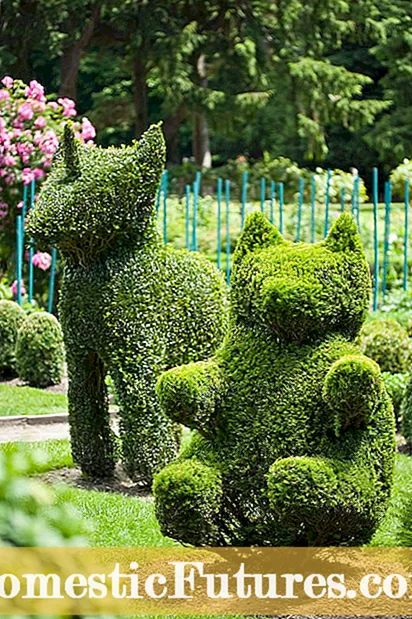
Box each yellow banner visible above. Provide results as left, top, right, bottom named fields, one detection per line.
left=0, top=547, right=411, bottom=615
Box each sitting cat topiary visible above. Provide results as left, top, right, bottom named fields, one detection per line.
left=26, top=124, right=227, bottom=483
left=153, top=212, right=395, bottom=546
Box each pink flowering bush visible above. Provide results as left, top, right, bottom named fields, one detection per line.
left=0, top=75, right=95, bottom=271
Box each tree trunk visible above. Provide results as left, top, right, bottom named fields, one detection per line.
left=59, top=4, right=101, bottom=100
left=133, top=51, right=148, bottom=138
left=192, top=54, right=212, bottom=168
left=163, top=105, right=186, bottom=163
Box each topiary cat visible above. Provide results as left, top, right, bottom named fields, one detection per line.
left=26, top=124, right=227, bottom=483
left=153, top=212, right=395, bottom=546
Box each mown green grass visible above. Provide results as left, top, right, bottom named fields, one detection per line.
left=0, top=438, right=72, bottom=473
left=0, top=384, right=67, bottom=416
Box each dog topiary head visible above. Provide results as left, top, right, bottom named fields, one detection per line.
left=26, top=123, right=165, bottom=262
left=231, top=212, right=371, bottom=343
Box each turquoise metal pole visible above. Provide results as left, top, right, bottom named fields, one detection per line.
left=279, top=182, right=284, bottom=233
left=241, top=170, right=248, bottom=229
left=355, top=176, right=361, bottom=230
left=404, top=179, right=410, bottom=291
left=372, top=167, right=379, bottom=311
left=163, top=169, right=168, bottom=243
left=269, top=180, right=275, bottom=224
left=323, top=169, right=331, bottom=237
left=21, top=184, right=28, bottom=234
left=185, top=185, right=190, bottom=250
left=28, top=180, right=36, bottom=303
left=310, top=175, right=316, bottom=243
left=48, top=247, right=57, bottom=313
left=340, top=187, right=345, bottom=213
left=217, top=178, right=222, bottom=270
left=351, top=176, right=356, bottom=217
left=260, top=178, right=266, bottom=214
left=156, top=172, right=164, bottom=217
left=192, top=180, right=198, bottom=252
left=16, top=216, right=23, bottom=306
left=382, top=180, right=392, bottom=299
left=195, top=170, right=202, bottom=196
left=296, top=177, right=304, bottom=241
left=225, top=180, right=231, bottom=284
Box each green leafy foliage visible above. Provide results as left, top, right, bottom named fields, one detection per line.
left=0, top=300, right=26, bottom=375
left=27, top=124, right=227, bottom=483
left=154, top=212, right=395, bottom=546
left=358, top=318, right=411, bottom=374
left=15, top=312, right=65, bottom=388
left=0, top=448, right=86, bottom=547
left=382, top=372, right=408, bottom=425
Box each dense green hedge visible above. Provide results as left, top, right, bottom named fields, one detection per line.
left=27, top=124, right=227, bottom=482
left=154, top=212, right=395, bottom=546
left=16, top=312, right=65, bottom=388
left=358, top=318, right=411, bottom=374
left=0, top=300, right=26, bottom=375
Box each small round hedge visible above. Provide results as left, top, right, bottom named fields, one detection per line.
left=16, top=312, right=64, bottom=387
left=0, top=300, right=26, bottom=374
left=358, top=318, right=411, bottom=374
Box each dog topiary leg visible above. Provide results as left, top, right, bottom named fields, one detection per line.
left=153, top=459, right=223, bottom=545
left=67, top=351, right=116, bottom=478
left=112, top=359, right=178, bottom=484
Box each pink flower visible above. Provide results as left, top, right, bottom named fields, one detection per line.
left=1, top=76, right=13, bottom=89
left=21, top=168, right=34, bottom=185
left=0, top=202, right=8, bottom=218
left=17, top=200, right=23, bottom=210
left=3, top=154, right=16, bottom=166
left=25, top=80, right=46, bottom=102
left=11, top=280, right=26, bottom=297
left=18, top=102, right=33, bottom=121
left=48, top=101, right=59, bottom=110
left=81, top=117, right=96, bottom=141
left=0, top=90, right=10, bottom=101
left=39, top=129, right=58, bottom=155
left=32, top=251, right=51, bottom=271
left=32, top=167, right=45, bottom=180
left=34, top=116, right=46, bottom=129
left=58, top=97, right=77, bottom=117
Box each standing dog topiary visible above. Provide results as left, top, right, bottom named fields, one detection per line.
left=26, top=124, right=227, bottom=482
left=153, top=212, right=395, bottom=546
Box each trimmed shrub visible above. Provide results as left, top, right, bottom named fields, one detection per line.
left=26, top=124, right=227, bottom=482
left=358, top=318, right=411, bottom=374
left=0, top=300, right=26, bottom=375
left=16, top=312, right=64, bottom=387
left=154, top=212, right=395, bottom=546
left=382, top=372, right=408, bottom=426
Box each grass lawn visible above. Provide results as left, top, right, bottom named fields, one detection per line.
left=0, top=438, right=72, bottom=473
left=0, top=384, right=67, bottom=416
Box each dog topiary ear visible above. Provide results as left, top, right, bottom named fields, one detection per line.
left=234, top=212, right=284, bottom=262
left=63, top=122, right=81, bottom=178
left=136, top=123, right=166, bottom=183
left=324, top=213, right=363, bottom=253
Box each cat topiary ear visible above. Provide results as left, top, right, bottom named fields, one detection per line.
left=234, top=212, right=284, bottom=262
left=136, top=123, right=166, bottom=182
left=63, top=122, right=81, bottom=178
left=324, top=213, right=363, bottom=253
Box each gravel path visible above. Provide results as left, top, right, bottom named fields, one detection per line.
left=0, top=419, right=69, bottom=442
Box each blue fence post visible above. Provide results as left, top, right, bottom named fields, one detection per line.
left=163, top=169, right=168, bottom=243
left=296, top=177, right=304, bottom=242
left=16, top=216, right=23, bottom=306
left=269, top=180, right=275, bottom=225
left=156, top=172, right=164, bottom=217
left=404, top=179, right=410, bottom=291
left=372, top=167, right=379, bottom=311
left=28, top=180, right=36, bottom=303
left=310, top=175, right=316, bottom=243
left=48, top=247, right=57, bottom=313
left=260, top=178, right=266, bottom=214
left=323, top=168, right=331, bottom=238
left=217, top=178, right=222, bottom=270
left=185, top=185, right=190, bottom=250
left=225, top=180, right=231, bottom=284
left=195, top=171, right=202, bottom=196
left=241, top=170, right=248, bottom=229
left=382, top=180, right=392, bottom=299
left=192, top=180, right=198, bottom=252
left=278, top=182, right=284, bottom=233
